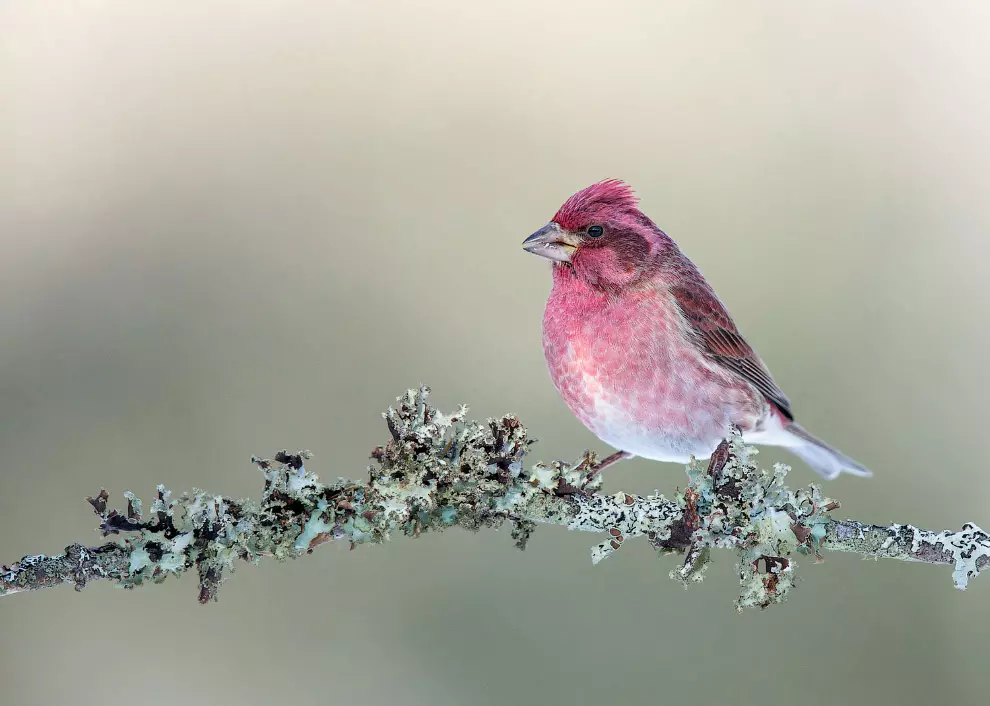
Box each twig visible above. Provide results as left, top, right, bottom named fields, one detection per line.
left=1, top=387, right=986, bottom=610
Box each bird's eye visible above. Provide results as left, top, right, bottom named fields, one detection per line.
left=587, top=225, right=604, bottom=238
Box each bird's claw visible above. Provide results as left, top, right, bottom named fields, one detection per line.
left=553, top=479, right=588, bottom=497
left=580, top=450, right=632, bottom=490
left=552, top=450, right=632, bottom=497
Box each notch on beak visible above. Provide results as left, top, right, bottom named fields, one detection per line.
left=521, top=222, right=581, bottom=263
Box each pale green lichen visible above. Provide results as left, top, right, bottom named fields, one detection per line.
left=1, top=386, right=985, bottom=609
left=294, top=500, right=333, bottom=552
left=631, top=432, right=841, bottom=610
left=127, top=546, right=152, bottom=575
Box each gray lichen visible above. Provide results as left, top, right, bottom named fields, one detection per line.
left=824, top=520, right=990, bottom=590
left=1, top=386, right=986, bottom=610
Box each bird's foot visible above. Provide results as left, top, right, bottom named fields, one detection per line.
left=580, top=450, right=632, bottom=490
left=553, top=450, right=632, bottom=497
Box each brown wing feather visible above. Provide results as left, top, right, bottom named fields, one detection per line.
left=669, top=272, right=793, bottom=420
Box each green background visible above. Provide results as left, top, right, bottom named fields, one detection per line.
left=2, top=2, right=988, bottom=704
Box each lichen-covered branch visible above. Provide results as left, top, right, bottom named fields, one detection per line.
left=2, top=387, right=987, bottom=610
left=823, top=520, right=989, bottom=589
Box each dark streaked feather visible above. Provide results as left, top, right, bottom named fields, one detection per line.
left=669, top=271, right=793, bottom=420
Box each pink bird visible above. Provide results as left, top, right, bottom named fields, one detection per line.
left=523, top=179, right=870, bottom=481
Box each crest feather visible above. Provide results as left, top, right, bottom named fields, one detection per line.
left=552, top=179, right=640, bottom=230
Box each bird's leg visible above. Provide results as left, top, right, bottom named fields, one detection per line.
left=581, top=450, right=633, bottom=488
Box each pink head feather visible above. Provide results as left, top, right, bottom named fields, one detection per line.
left=552, top=179, right=640, bottom=231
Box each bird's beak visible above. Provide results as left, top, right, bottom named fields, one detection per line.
left=521, top=222, right=580, bottom=263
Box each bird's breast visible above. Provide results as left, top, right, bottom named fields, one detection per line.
left=541, top=285, right=760, bottom=461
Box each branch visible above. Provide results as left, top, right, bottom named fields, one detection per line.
left=2, top=387, right=987, bottom=610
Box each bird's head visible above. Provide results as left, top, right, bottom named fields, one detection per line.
left=522, top=180, right=669, bottom=291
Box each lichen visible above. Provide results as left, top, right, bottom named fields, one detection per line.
left=1, top=386, right=984, bottom=609
left=944, top=524, right=990, bottom=589
left=876, top=522, right=989, bottom=589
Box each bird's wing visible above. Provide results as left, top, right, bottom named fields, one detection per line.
left=669, top=270, right=793, bottom=420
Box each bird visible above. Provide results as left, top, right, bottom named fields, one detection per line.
left=522, top=179, right=870, bottom=482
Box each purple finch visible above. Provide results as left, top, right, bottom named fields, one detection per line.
left=523, top=179, right=870, bottom=480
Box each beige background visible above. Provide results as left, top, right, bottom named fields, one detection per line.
left=2, top=2, right=989, bottom=705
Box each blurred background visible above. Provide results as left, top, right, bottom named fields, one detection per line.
left=2, top=1, right=989, bottom=704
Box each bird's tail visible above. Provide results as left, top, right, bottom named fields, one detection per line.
left=782, top=422, right=871, bottom=480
